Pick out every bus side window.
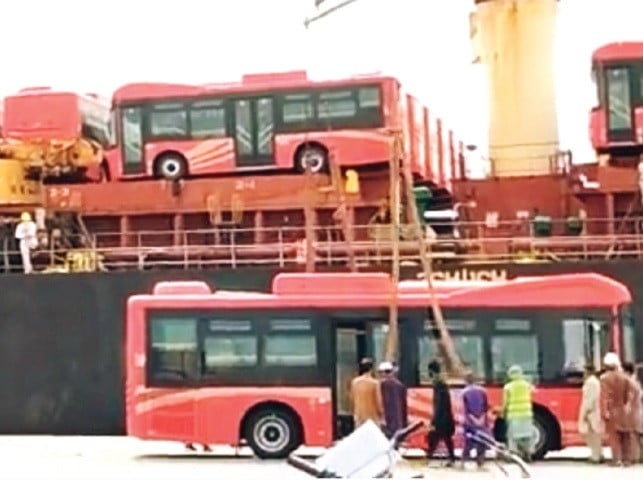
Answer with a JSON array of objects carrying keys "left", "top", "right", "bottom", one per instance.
[
  {"left": 149, "top": 316, "right": 199, "bottom": 384},
  {"left": 419, "top": 318, "right": 484, "bottom": 384},
  {"left": 561, "top": 317, "right": 608, "bottom": 380},
  {"left": 491, "top": 319, "right": 539, "bottom": 383},
  {"left": 203, "top": 319, "right": 258, "bottom": 370},
  {"left": 263, "top": 319, "right": 317, "bottom": 367}
]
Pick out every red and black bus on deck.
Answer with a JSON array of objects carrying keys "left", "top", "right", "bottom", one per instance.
[
  {"left": 106, "top": 71, "right": 456, "bottom": 182},
  {"left": 125, "top": 272, "right": 635, "bottom": 459}
]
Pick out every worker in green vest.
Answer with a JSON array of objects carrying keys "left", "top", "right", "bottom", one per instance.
[{"left": 501, "top": 365, "right": 534, "bottom": 461}]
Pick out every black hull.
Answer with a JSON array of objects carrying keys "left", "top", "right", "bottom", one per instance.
[{"left": 0, "top": 261, "right": 641, "bottom": 435}]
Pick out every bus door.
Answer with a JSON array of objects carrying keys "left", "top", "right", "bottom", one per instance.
[
  {"left": 119, "top": 106, "right": 146, "bottom": 175},
  {"left": 334, "top": 322, "right": 367, "bottom": 438},
  {"left": 232, "top": 97, "right": 275, "bottom": 169},
  {"left": 604, "top": 65, "right": 637, "bottom": 144}
]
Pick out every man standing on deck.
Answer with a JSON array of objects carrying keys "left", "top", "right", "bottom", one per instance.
[
  {"left": 14, "top": 212, "right": 37, "bottom": 274},
  {"left": 578, "top": 364, "right": 603, "bottom": 463},
  {"left": 461, "top": 371, "right": 489, "bottom": 468},
  {"left": 600, "top": 352, "right": 632, "bottom": 466},
  {"left": 623, "top": 362, "right": 642, "bottom": 463},
  {"left": 350, "top": 358, "right": 383, "bottom": 429},
  {"left": 378, "top": 361, "right": 407, "bottom": 438},
  {"left": 426, "top": 360, "right": 456, "bottom": 467},
  {"left": 502, "top": 365, "right": 534, "bottom": 462}
]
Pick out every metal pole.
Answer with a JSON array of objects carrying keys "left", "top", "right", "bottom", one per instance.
[{"left": 385, "top": 137, "right": 400, "bottom": 361}]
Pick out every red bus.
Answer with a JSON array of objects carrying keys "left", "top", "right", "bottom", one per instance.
[
  {"left": 590, "top": 42, "right": 643, "bottom": 155},
  {"left": 1, "top": 87, "right": 110, "bottom": 179},
  {"left": 125, "top": 272, "right": 635, "bottom": 460},
  {"left": 107, "top": 71, "right": 455, "bottom": 182}
]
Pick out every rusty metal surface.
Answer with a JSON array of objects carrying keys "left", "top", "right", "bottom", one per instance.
[{"left": 43, "top": 172, "right": 392, "bottom": 215}]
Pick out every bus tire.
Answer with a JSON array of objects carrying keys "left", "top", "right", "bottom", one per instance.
[
  {"left": 295, "top": 145, "right": 328, "bottom": 174},
  {"left": 532, "top": 409, "right": 558, "bottom": 460},
  {"left": 154, "top": 153, "right": 187, "bottom": 180},
  {"left": 244, "top": 407, "right": 302, "bottom": 459}
]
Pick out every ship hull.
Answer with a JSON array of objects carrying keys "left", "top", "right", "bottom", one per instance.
[{"left": 0, "top": 261, "right": 641, "bottom": 435}]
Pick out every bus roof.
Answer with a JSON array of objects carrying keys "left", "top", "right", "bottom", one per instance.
[
  {"left": 129, "top": 272, "right": 631, "bottom": 310},
  {"left": 592, "top": 42, "right": 643, "bottom": 63},
  {"left": 112, "top": 71, "right": 398, "bottom": 103}
]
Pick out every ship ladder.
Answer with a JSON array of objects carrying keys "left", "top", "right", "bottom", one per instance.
[
  {"left": 606, "top": 195, "right": 639, "bottom": 260},
  {"left": 326, "top": 149, "right": 357, "bottom": 271}
]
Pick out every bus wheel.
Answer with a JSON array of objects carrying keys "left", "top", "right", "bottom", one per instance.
[
  {"left": 155, "top": 154, "right": 187, "bottom": 180},
  {"left": 245, "top": 408, "right": 301, "bottom": 459},
  {"left": 532, "top": 410, "right": 555, "bottom": 460},
  {"left": 296, "top": 146, "right": 328, "bottom": 174}
]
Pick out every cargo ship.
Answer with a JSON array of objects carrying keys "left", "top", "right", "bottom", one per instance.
[{"left": 0, "top": 0, "right": 642, "bottom": 440}]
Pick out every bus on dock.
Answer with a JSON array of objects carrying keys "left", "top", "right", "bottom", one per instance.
[{"left": 125, "top": 272, "right": 635, "bottom": 459}]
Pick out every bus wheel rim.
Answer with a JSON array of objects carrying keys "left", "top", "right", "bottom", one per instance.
[
  {"left": 302, "top": 151, "right": 323, "bottom": 172},
  {"left": 253, "top": 416, "right": 290, "bottom": 453},
  {"left": 532, "top": 421, "right": 545, "bottom": 453},
  {"left": 162, "top": 159, "right": 180, "bottom": 176}
]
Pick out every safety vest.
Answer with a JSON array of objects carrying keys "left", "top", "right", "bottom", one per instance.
[{"left": 504, "top": 378, "right": 533, "bottom": 420}]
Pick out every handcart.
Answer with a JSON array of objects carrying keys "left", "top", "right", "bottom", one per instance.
[
  {"left": 465, "top": 429, "right": 531, "bottom": 478},
  {"left": 287, "top": 420, "right": 424, "bottom": 478}
]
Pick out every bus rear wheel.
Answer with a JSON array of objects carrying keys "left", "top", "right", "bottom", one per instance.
[
  {"left": 532, "top": 410, "right": 555, "bottom": 460},
  {"left": 154, "top": 154, "right": 187, "bottom": 180},
  {"left": 244, "top": 408, "right": 301, "bottom": 459},
  {"left": 295, "top": 145, "right": 328, "bottom": 174}
]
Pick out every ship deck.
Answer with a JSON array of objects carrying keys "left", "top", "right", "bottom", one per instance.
[{"left": 10, "top": 216, "right": 643, "bottom": 273}]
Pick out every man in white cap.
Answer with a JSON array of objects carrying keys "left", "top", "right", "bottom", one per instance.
[
  {"left": 378, "top": 360, "right": 407, "bottom": 438},
  {"left": 600, "top": 352, "right": 633, "bottom": 466}
]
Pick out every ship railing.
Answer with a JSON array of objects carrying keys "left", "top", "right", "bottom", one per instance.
[{"left": 0, "top": 216, "right": 642, "bottom": 272}]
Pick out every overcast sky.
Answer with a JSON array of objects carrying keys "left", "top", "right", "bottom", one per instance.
[{"left": 1, "top": 0, "right": 641, "bottom": 163}]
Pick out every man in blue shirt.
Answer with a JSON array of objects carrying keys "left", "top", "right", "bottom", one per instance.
[{"left": 461, "top": 371, "right": 489, "bottom": 468}]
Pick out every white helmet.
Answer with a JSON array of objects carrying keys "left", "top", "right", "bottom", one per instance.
[{"left": 603, "top": 352, "right": 620, "bottom": 368}]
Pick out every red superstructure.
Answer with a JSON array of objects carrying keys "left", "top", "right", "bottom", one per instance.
[
  {"left": 445, "top": 41, "right": 643, "bottom": 258},
  {"left": 0, "top": 87, "right": 110, "bottom": 180},
  {"left": 106, "top": 71, "right": 461, "bottom": 183},
  {"left": 125, "top": 272, "right": 634, "bottom": 459}
]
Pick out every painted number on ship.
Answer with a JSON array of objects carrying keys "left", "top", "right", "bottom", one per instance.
[
  {"left": 48, "top": 187, "right": 71, "bottom": 199},
  {"left": 234, "top": 179, "right": 256, "bottom": 191}
]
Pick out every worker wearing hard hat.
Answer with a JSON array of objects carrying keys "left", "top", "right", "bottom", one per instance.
[
  {"left": 501, "top": 365, "right": 534, "bottom": 461},
  {"left": 14, "top": 212, "right": 38, "bottom": 274}
]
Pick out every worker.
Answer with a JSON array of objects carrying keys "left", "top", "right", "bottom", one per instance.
[
  {"left": 578, "top": 364, "right": 603, "bottom": 463},
  {"left": 622, "top": 362, "right": 642, "bottom": 464},
  {"left": 600, "top": 352, "right": 632, "bottom": 466},
  {"left": 14, "top": 212, "right": 38, "bottom": 274},
  {"left": 426, "top": 360, "right": 456, "bottom": 467},
  {"left": 350, "top": 358, "right": 383, "bottom": 429},
  {"left": 378, "top": 361, "right": 407, "bottom": 438},
  {"left": 501, "top": 365, "right": 534, "bottom": 462},
  {"left": 461, "top": 370, "right": 489, "bottom": 468}
]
